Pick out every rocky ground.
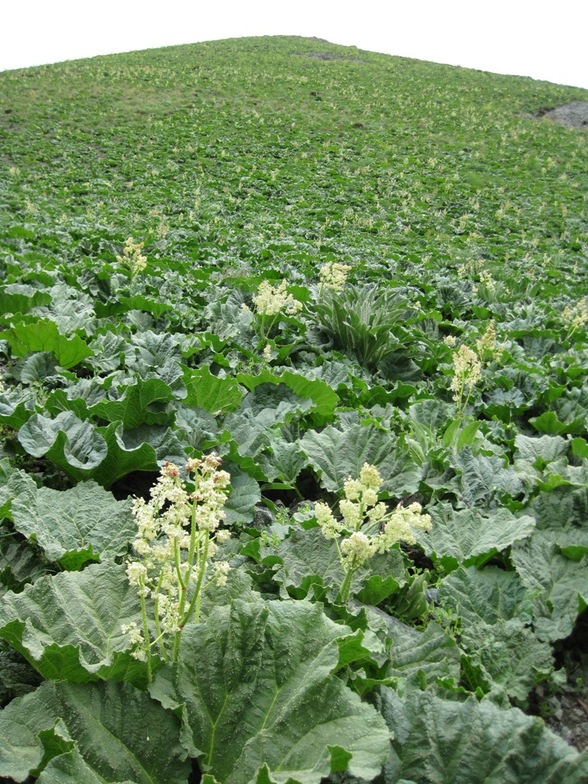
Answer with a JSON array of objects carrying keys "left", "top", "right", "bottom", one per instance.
[{"left": 540, "top": 101, "right": 588, "bottom": 129}]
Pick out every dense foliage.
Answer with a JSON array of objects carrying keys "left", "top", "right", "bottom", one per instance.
[{"left": 0, "top": 35, "right": 587, "bottom": 782}]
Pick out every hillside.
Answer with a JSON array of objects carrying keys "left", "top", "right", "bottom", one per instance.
[{"left": 0, "top": 36, "right": 588, "bottom": 783}]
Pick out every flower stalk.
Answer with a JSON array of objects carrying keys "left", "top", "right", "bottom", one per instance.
[
  {"left": 123, "top": 456, "right": 232, "bottom": 676},
  {"left": 252, "top": 279, "right": 302, "bottom": 339},
  {"left": 314, "top": 463, "right": 432, "bottom": 603}
]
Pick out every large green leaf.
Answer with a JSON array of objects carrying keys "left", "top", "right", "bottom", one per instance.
[
  {"left": 450, "top": 449, "right": 524, "bottom": 507},
  {"left": 300, "top": 423, "right": 421, "bottom": 494},
  {"left": 0, "top": 318, "right": 93, "bottom": 369},
  {"left": 384, "top": 620, "right": 461, "bottom": 693},
  {"left": 0, "top": 561, "right": 148, "bottom": 685},
  {"left": 438, "top": 567, "right": 553, "bottom": 700},
  {"left": 18, "top": 411, "right": 108, "bottom": 474},
  {"left": 237, "top": 369, "right": 338, "bottom": 420},
  {"left": 421, "top": 503, "right": 535, "bottom": 571},
  {"left": 530, "top": 410, "right": 586, "bottom": 437},
  {"left": 529, "top": 487, "right": 588, "bottom": 559},
  {"left": 10, "top": 477, "right": 135, "bottom": 567},
  {"left": 514, "top": 433, "right": 569, "bottom": 466},
  {"left": 18, "top": 412, "right": 173, "bottom": 487},
  {"left": 87, "top": 377, "right": 176, "bottom": 428},
  {"left": 150, "top": 599, "right": 390, "bottom": 784},
  {"left": 258, "top": 434, "right": 308, "bottom": 485},
  {"left": 511, "top": 532, "right": 588, "bottom": 641},
  {"left": 0, "top": 680, "right": 189, "bottom": 783},
  {"left": 91, "top": 421, "right": 172, "bottom": 487},
  {"left": 273, "top": 527, "right": 346, "bottom": 599},
  {"left": 224, "top": 466, "right": 261, "bottom": 526},
  {"left": 378, "top": 688, "right": 588, "bottom": 783},
  {"left": 0, "top": 534, "right": 46, "bottom": 599},
  {"left": 439, "top": 565, "right": 536, "bottom": 626},
  {"left": 0, "top": 391, "right": 36, "bottom": 429},
  {"left": 183, "top": 365, "right": 244, "bottom": 414},
  {"left": 0, "top": 289, "right": 51, "bottom": 316},
  {"left": 0, "top": 459, "right": 34, "bottom": 520}
]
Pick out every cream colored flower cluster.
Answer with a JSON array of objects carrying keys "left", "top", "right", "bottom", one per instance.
[
  {"left": 562, "top": 298, "right": 588, "bottom": 339},
  {"left": 123, "top": 456, "right": 231, "bottom": 664},
  {"left": 475, "top": 320, "right": 502, "bottom": 362},
  {"left": 252, "top": 279, "right": 302, "bottom": 317},
  {"left": 116, "top": 236, "right": 147, "bottom": 276},
  {"left": 319, "top": 262, "right": 351, "bottom": 292},
  {"left": 315, "top": 463, "right": 431, "bottom": 576},
  {"left": 450, "top": 344, "right": 482, "bottom": 409}
]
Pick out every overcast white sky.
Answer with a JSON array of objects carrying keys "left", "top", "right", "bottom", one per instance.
[{"left": 2, "top": 1, "right": 587, "bottom": 89}]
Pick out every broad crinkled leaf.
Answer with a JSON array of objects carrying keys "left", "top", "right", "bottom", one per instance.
[
  {"left": 18, "top": 411, "right": 108, "bottom": 474},
  {"left": 0, "top": 318, "right": 93, "bottom": 369},
  {"left": 18, "top": 351, "right": 59, "bottom": 384},
  {"left": 0, "top": 288, "right": 51, "bottom": 316},
  {"left": 421, "top": 503, "right": 535, "bottom": 571},
  {"left": 21, "top": 418, "right": 180, "bottom": 487},
  {"left": 378, "top": 688, "right": 588, "bottom": 783},
  {"left": 463, "top": 620, "right": 554, "bottom": 702},
  {"left": 511, "top": 532, "right": 588, "bottom": 641},
  {"left": 237, "top": 384, "right": 314, "bottom": 426},
  {"left": 34, "top": 283, "right": 96, "bottom": 334},
  {"left": 529, "top": 488, "right": 588, "bottom": 559},
  {"left": 87, "top": 377, "right": 175, "bottom": 428},
  {"left": 258, "top": 434, "right": 307, "bottom": 485},
  {"left": 91, "top": 421, "right": 165, "bottom": 486},
  {"left": 0, "top": 561, "right": 148, "bottom": 685},
  {"left": 0, "top": 535, "right": 47, "bottom": 598},
  {"left": 0, "top": 460, "right": 36, "bottom": 520},
  {"left": 0, "top": 390, "right": 36, "bottom": 429},
  {"left": 439, "top": 569, "right": 553, "bottom": 700},
  {"left": 237, "top": 369, "right": 338, "bottom": 420},
  {"left": 530, "top": 411, "right": 585, "bottom": 437},
  {"left": 10, "top": 479, "right": 135, "bottom": 566},
  {"left": 300, "top": 423, "right": 421, "bottom": 494},
  {"left": 128, "top": 330, "right": 182, "bottom": 375},
  {"left": 183, "top": 365, "right": 244, "bottom": 414},
  {"left": 439, "top": 565, "right": 536, "bottom": 627},
  {"left": 0, "top": 680, "right": 189, "bottom": 783},
  {"left": 273, "top": 527, "right": 346, "bottom": 599},
  {"left": 150, "top": 598, "right": 390, "bottom": 784},
  {"left": 224, "top": 467, "right": 261, "bottom": 526},
  {"left": 450, "top": 449, "right": 524, "bottom": 507},
  {"left": 385, "top": 620, "right": 461, "bottom": 692},
  {"left": 514, "top": 434, "right": 569, "bottom": 466}
]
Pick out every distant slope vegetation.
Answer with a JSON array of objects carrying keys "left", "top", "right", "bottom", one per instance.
[{"left": 0, "top": 35, "right": 586, "bottom": 290}]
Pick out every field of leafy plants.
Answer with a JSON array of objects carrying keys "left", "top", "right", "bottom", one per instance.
[{"left": 0, "top": 35, "right": 587, "bottom": 783}]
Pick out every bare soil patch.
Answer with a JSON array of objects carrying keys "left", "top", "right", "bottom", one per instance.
[{"left": 538, "top": 101, "right": 588, "bottom": 129}]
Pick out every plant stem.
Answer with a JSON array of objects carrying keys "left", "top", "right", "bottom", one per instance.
[
  {"left": 139, "top": 589, "right": 153, "bottom": 684},
  {"left": 183, "top": 533, "right": 210, "bottom": 627},
  {"left": 338, "top": 567, "right": 354, "bottom": 604},
  {"left": 152, "top": 574, "right": 169, "bottom": 660}
]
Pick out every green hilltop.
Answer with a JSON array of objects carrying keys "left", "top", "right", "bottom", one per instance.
[{"left": 1, "top": 35, "right": 586, "bottom": 292}]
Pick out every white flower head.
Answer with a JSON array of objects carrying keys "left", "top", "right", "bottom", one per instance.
[
  {"left": 450, "top": 345, "right": 481, "bottom": 402},
  {"left": 315, "top": 501, "right": 343, "bottom": 539},
  {"left": 253, "top": 279, "right": 302, "bottom": 317},
  {"left": 341, "top": 531, "right": 375, "bottom": 568},
  {"left": 116, "top": 236, "right": 147, "bottom": 276},
  {"left": 359, "top": 463, "right": 383, "bottom": 491},
  {"left": 124, "top": 454, "right": 231, "bottom": 654},
  {"left": 319, "top": 262, "right": 351, "bottom": 291}
]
